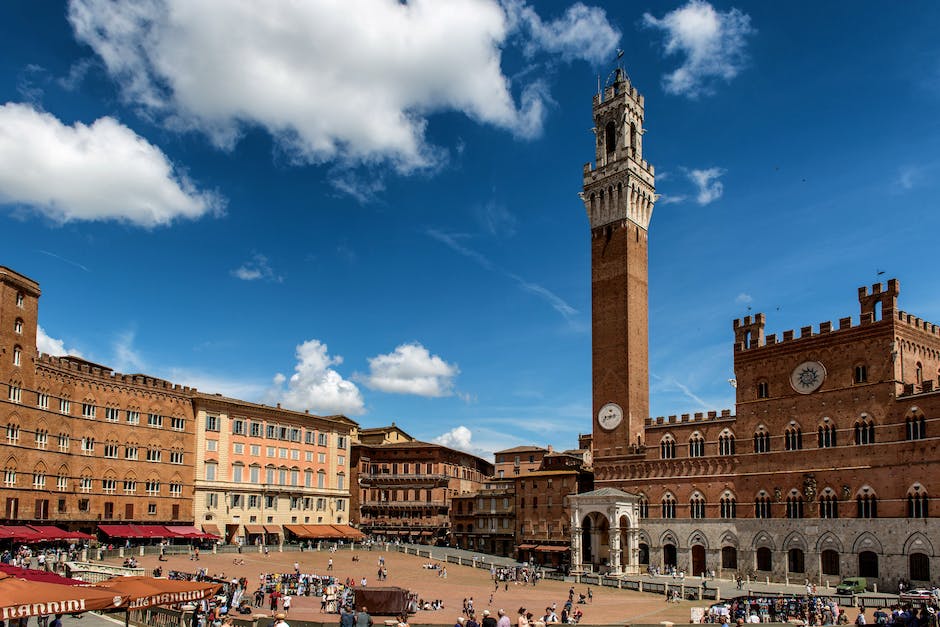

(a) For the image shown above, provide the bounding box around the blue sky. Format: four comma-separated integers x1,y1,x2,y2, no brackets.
1,1,939,458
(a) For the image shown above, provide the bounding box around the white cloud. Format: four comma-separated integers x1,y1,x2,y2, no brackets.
658,194,687,205
36,325,82,357
329,173,388,205
735,292,753,305
67,0,618,174
662,376,709,408
362,343,459,397
643,0,754,98
688,167,725,204
164,367,268,400
433,425,492,459
270,340,365,416
895,164,933,191
232,253,282,283
505,1,621,64
427,229,579,322
476,200,517,237
112,330,145,372
0,103,221,227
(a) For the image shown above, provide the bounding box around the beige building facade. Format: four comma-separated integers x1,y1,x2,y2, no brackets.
193,394,357,545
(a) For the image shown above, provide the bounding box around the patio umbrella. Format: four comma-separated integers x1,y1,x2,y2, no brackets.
0,564,85,585
0,572,128,621
94,576,222,610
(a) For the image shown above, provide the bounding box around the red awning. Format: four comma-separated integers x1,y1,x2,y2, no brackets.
536,545,569,552
93,576,222,611
284,525,309,538
0,526,45,543
29,526,93,542
202,524,222,536
99,524,144,538
165,526,217,540
137,525,171,538
99,524,167,539
296,525,340,538
420,531,433,536
0,564,85,584
243,525,264,535
0,525,92,544
0,572,129,618
517,544,537,550
332,525,365,539
263,525,281,535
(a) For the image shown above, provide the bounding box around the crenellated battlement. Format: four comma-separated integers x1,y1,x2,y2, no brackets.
895,309,940,336
731,279,940,352
37,353,196,394
735,315,871,352
593,74,644,110
645,409,734,427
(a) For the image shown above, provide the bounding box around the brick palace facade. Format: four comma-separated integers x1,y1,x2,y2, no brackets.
574,68,939,591
0,265,356,538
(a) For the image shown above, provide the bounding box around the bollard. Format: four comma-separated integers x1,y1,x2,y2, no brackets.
212,543,217,554
140,546,145,557
639,581,643,593
119,548,125,558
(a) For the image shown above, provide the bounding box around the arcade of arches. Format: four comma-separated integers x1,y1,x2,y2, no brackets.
569,488,641,575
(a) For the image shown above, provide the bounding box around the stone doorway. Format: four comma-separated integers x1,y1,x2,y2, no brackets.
692,544,706,576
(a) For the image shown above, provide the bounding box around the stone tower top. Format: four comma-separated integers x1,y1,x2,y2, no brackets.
582,68,656,231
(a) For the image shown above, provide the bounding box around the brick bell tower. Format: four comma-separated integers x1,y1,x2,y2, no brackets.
582,68,656,460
